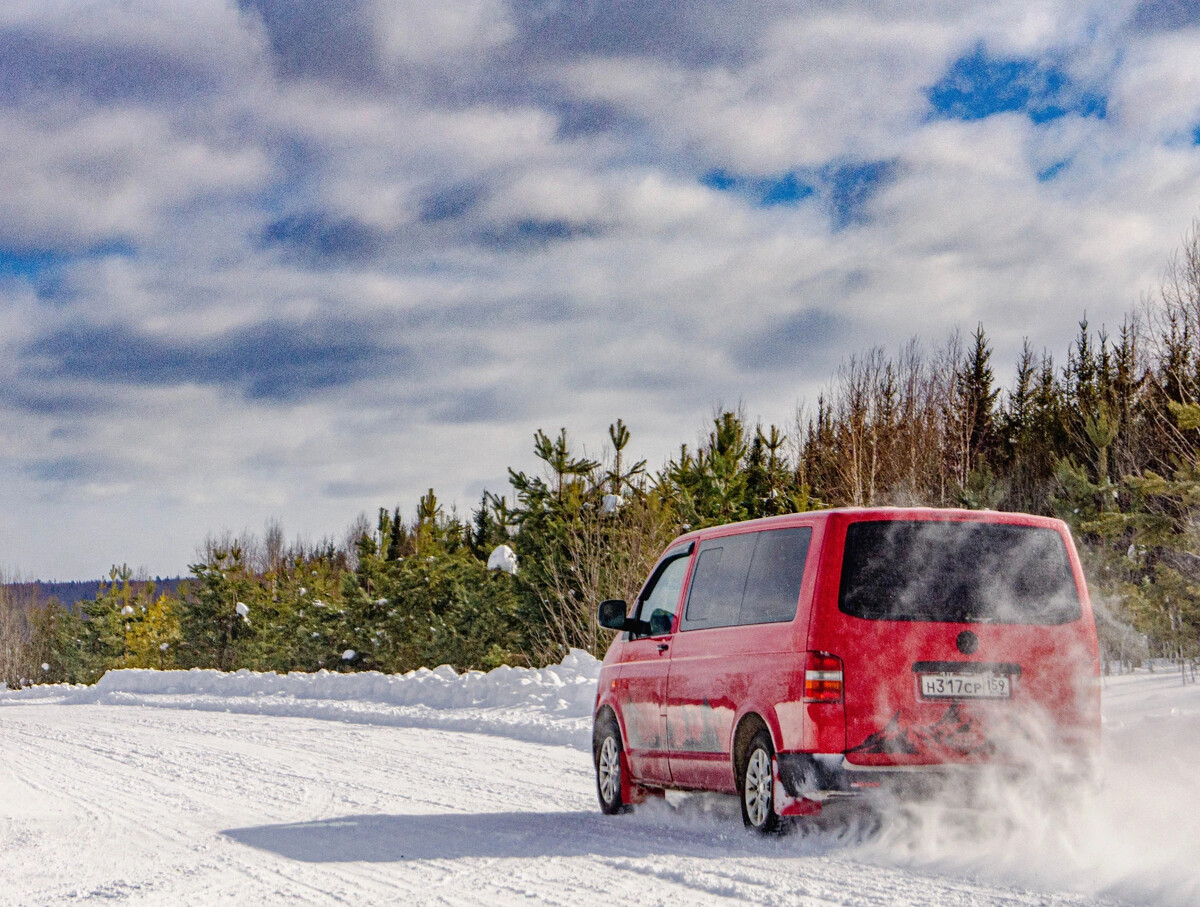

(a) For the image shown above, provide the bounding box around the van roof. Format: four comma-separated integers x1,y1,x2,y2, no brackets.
671,506,1067,546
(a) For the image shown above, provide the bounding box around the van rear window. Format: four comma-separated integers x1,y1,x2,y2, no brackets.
838,520,1081,625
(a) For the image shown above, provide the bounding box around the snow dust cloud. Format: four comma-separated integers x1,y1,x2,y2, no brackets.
829,671,1200,906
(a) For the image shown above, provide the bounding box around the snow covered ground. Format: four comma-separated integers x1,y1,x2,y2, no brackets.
1,655,1198,906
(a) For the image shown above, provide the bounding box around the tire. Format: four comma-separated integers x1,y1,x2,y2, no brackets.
594,716,630,815
740,729,781,833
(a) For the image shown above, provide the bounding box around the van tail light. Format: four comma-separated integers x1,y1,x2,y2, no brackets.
804,652,844,703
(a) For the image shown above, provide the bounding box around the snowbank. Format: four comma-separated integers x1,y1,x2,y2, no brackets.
0,649,602,749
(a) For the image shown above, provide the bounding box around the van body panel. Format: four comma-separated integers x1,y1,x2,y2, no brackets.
665,624,790,790
803,702,847,754
594,507,1101,811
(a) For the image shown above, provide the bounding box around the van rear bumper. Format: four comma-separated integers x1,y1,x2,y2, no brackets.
777,753,982,801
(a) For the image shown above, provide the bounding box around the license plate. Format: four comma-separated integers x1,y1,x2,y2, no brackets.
919,672,1010,700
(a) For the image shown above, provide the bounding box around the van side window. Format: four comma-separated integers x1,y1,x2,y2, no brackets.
738,527,812,625
682,533,755,630
633,550,691,634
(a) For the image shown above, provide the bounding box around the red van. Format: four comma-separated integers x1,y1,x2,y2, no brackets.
593,507,1100,832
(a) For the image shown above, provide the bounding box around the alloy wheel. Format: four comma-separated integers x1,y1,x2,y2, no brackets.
598,734,621,806
744,747,772,827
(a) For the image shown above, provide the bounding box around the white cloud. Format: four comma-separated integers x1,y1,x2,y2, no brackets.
0,106,268,250
1109,30,1200,139
375,0,513,65
4,0,1200,578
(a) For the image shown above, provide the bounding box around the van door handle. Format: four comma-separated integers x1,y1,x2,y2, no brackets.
657,643,669,653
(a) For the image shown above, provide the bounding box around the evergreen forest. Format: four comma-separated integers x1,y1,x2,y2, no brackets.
6,225,1200,688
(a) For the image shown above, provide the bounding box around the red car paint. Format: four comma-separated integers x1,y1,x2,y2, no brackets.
593,507,1100,816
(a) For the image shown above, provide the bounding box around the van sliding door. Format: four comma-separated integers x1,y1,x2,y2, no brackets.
666,527,811,791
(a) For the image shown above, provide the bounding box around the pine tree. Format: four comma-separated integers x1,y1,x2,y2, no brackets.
702,411,751,523
605,419,646,496
745,423,796,517
124,594,181,669
386,505,405,560
533,428,601,504
180,547,256,671
960,323,1000,476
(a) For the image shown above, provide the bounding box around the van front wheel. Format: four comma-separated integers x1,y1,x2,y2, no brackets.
741,730,781,833
594,718,629,815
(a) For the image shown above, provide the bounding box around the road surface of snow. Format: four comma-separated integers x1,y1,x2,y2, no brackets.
2,655,1198,905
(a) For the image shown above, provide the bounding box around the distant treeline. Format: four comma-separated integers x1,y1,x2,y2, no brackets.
2,579,184,612
4,225,1200,688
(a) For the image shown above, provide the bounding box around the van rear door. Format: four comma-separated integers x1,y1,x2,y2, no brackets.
811,513,1098,766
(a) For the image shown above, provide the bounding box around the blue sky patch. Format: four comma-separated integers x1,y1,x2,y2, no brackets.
1037,160,1069,182
927,44,1106,124
702,160,893,228
700,169,737,192
0,242,134,292
701,169,815,207
0,249,69,280
760,173,814,206
1193,123,1200,145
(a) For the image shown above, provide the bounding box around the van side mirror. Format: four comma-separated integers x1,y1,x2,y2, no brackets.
598,599,630,630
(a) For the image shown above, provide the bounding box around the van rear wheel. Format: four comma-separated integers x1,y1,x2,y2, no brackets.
594,717,630,815
740,730,781,833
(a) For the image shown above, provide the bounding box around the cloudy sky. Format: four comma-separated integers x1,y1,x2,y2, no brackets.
4,0,1200,580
